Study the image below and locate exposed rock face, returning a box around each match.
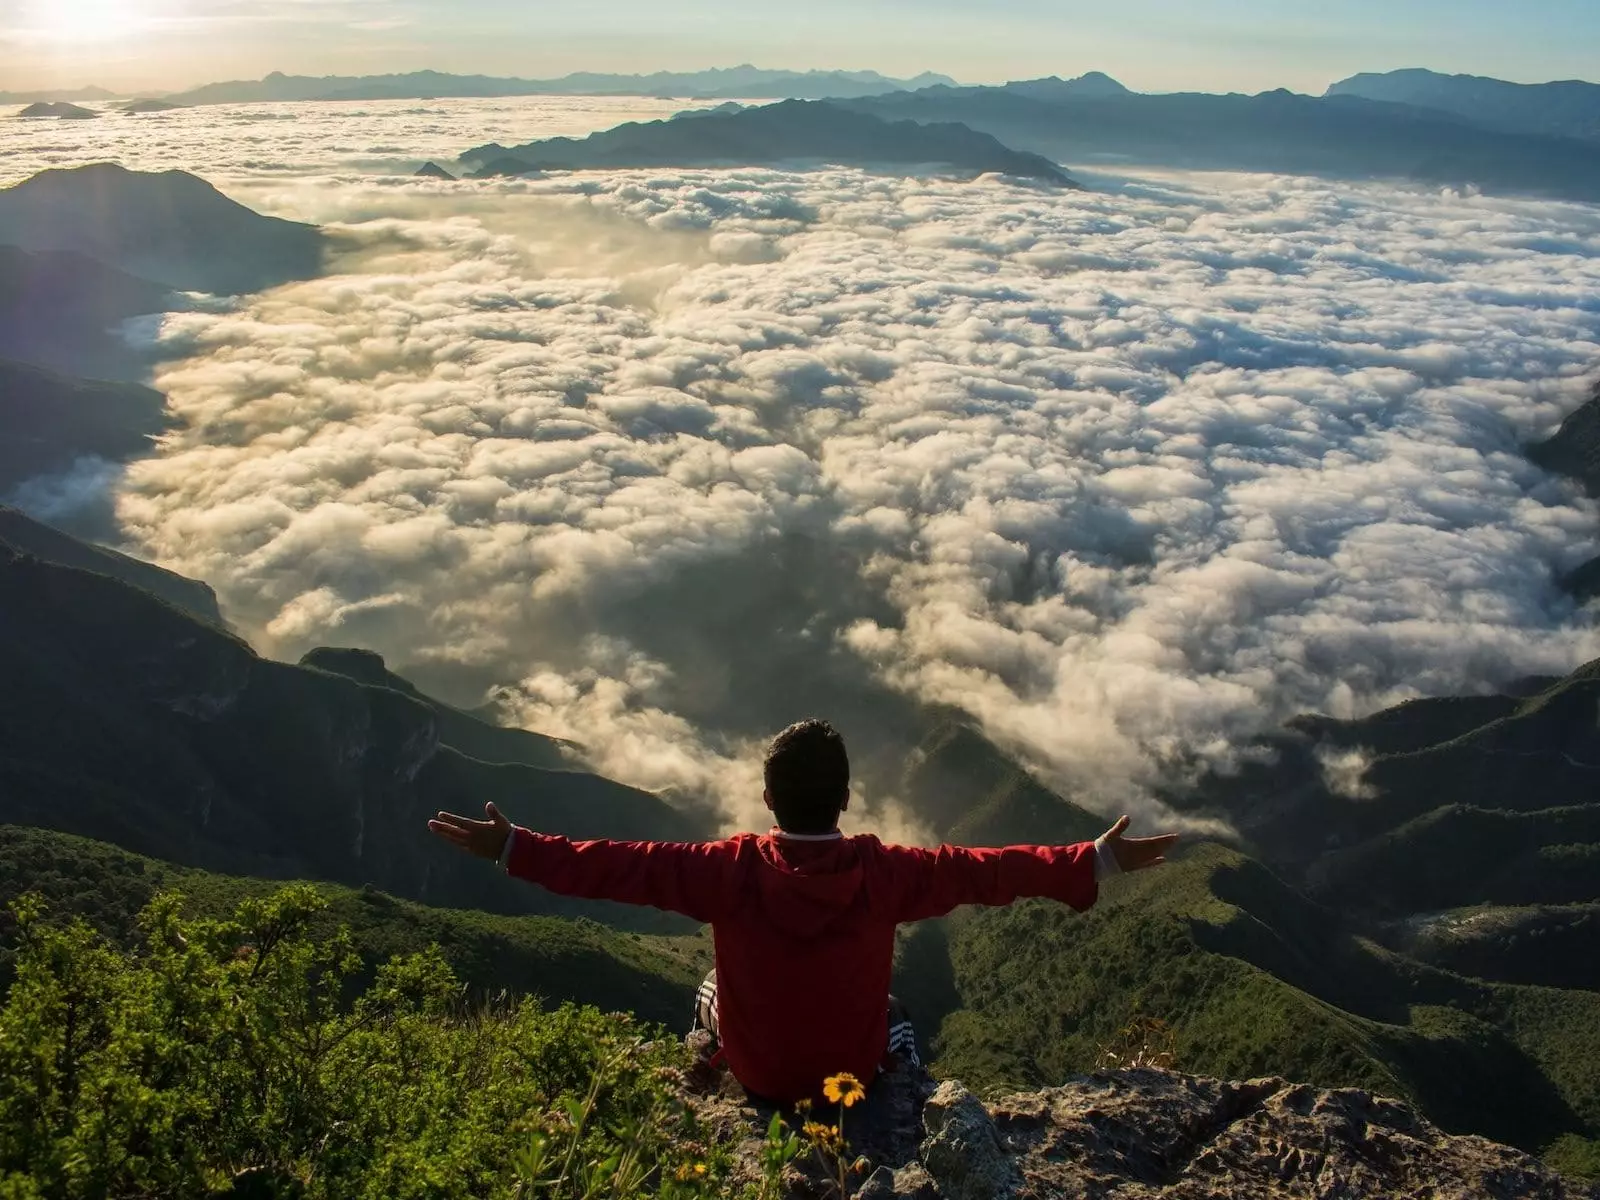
[691,1064,1596,1198]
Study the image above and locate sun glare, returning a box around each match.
[26,0,147,44]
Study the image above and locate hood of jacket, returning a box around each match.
[748,832,873,939]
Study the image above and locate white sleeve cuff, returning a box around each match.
[497,827,518,871]
[1093,836,1122,882]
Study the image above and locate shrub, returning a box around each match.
[0,888,728,1198]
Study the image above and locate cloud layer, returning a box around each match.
[18,100,1593,834]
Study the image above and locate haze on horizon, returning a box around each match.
[4,0,1599,97]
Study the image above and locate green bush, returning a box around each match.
[0,887,729,1199]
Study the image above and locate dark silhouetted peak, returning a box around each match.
[414,161,457,180]
[459,99,1079,185]
[120,98,182,114]
[17,101,99,120]
[0,163,325,294]
[1004,72,1131,100]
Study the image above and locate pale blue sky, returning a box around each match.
[5,0,1597,94]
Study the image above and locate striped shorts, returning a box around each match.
[691,970,921,1069]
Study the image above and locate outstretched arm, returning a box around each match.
[888,814,1178,924]
[428,803,738,924]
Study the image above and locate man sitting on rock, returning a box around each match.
[428,718,1177,1107]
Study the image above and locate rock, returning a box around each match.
[921,1081,1022,1199]
[683,1062,1597,1198]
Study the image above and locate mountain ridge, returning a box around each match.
[839,84,1600,202]
[459,98,1078,184]
[1328,68,1600,143]
[158,65,960,107]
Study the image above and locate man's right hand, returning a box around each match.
[1098,815,1178,873]
[428,802,513,861]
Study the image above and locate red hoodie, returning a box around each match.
[503,828,1099,1105]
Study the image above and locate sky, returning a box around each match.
[3,0,1598,96]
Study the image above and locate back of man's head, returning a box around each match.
[764,719,850,834]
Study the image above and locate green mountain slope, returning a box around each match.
[0,542,714,929]
[0,825,709,1028]
[901,843,1600,1163]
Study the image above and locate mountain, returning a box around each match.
[160,66,960,106]
[299,646,576,770]
[0,539,713,929]
[119,98,183,114]
[0,505,220,625]
[0,357,172,495]
[0,244,173,378]
[1528,379,1600,598]
[1001,71,1133,101]
[414,161,457,180]
[459,98,1078,184]
[1328,69,1600,143]
[15,101,98,119]
[0,467,1596,1176]
[840,85,1600,203]
[1531,380,1600,498]
[0,824,709,1027]
[0,163,324,295]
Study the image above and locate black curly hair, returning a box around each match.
[763,719,850,834]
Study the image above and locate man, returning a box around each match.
[428,718,1177,1107]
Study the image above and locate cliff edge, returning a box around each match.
[688,1061,1597,1198]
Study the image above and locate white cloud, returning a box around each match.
[18,103,1598,836]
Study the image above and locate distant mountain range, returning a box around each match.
[0,87,115,105]
[149,66,958,107]
[459,98,1079,184]
[838,78,1600,202]
[1329,69,1600,143]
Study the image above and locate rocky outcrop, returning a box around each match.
[690,1064,1596,1198]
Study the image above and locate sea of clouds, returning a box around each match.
[6,99,1600,835]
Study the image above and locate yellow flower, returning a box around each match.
[822,1072,866,1108]
[802,1120,836,1144]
